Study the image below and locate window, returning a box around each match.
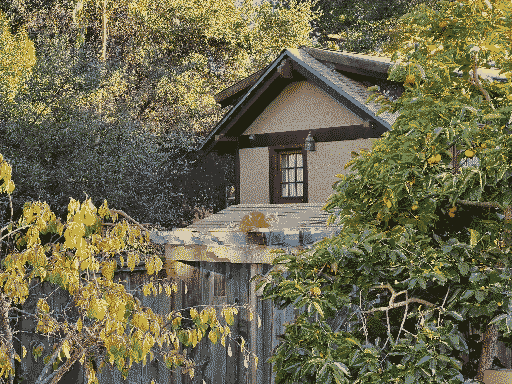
[269,146,308,204]
[280,152,304,198]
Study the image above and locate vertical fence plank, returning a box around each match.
[225,263,240,384]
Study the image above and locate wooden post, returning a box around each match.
[476,206,512,381]
[249,264,258,384]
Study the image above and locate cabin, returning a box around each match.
[148,46,406,384]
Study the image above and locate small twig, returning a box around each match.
[363,297,435,314]
[438,287,450,326]
[470,59,494,110]
[457,200,500,209]
[360,290,369,345]
[109,209,149,235]
[0,225,31,241]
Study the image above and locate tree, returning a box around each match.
[0,10,35,105]
[257,0,512,382]
[0,154,256,384]
[0,1,319,230]
[291,0,445,53]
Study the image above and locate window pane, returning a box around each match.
[297,153,303,167]
[282,184,288,197]
[289,183,296,197]
[297,183,303,197]
[297,167,303,182]
[288,169,295,182]
[282,169,287,182]
[281,155,288,169]
[290,154,296,168]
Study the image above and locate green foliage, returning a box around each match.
[261,0,512,382]
[0,0,318,229]
[295,0,445,53]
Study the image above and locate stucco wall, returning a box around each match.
[239,147,269,204]
[308,139,376,203]
[243,80,365,135]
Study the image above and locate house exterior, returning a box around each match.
[120,47,512,383]
[148,46,408,384]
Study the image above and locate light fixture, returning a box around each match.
[249,134,255,140]
[305,131,315,151]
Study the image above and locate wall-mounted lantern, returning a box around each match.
[249,134,255,140]
[305,131,315,151]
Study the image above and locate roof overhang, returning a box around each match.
[199,48,401,156]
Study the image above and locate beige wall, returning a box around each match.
[307,139,376,203]
[243,81,365,135]
[239,147,269,204]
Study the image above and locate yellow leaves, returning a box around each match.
[427,154,442,165]
[143,282,157,296]
[405,74,415,85]
[37,298,50,313]
[143,333,155,355]
[470,228,479,246]
[98,200,110,219]
[89,298,108,321]
[64,222,85,250]
[77,318,83,332]
[240,336,246,352]
[208,329,218,344]
[127,252,139,272]
[0,12,36,103]
[448,206,457,218]
[133,312,149,332]
[101,259,117,281]
[221,307,238,325]
[439,21,448,28]
[411,204,419,210]
[0,344,15,378]
[61,340,71,359]
[146,255,162,275]
[465,149,475,158]
[190,308,199,320]
[115,302,126,322]
[22,346,26,359]
[239,211,271,232]
[172,313,182,329]
[189,329,199,348]
[310,286,321,296]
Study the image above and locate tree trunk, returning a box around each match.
[476,323,499,382]
[101,0,108,61]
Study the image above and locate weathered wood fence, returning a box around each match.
[15,259,302,384]
[14,258,512,383]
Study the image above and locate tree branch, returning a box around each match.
[0,225,31,242]
[109,209,149,236]
[470,59,495,110]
